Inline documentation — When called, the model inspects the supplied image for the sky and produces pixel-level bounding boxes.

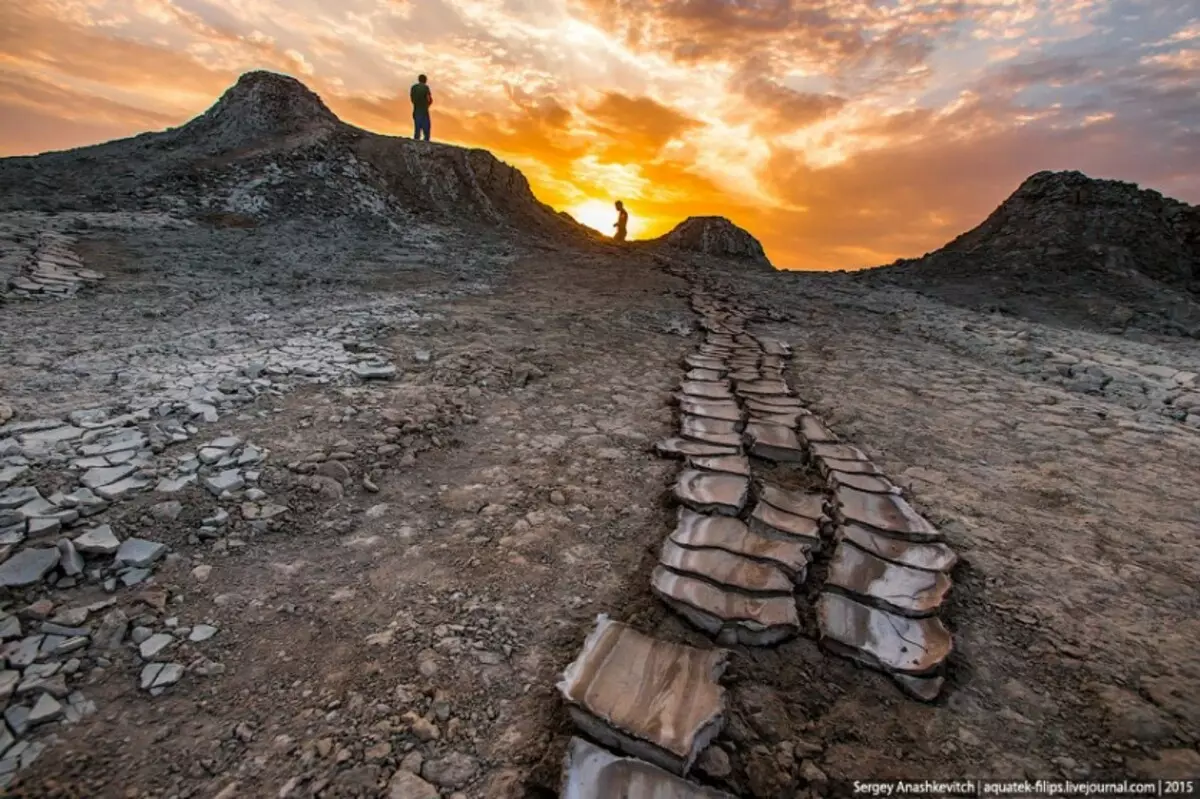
[1,1,1198,270]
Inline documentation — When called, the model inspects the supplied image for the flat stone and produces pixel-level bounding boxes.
[0,466,29,490]
[139,633,175,660]
[828,471,899,494]
[810,442,869,462]
[826,541,952,617]
[744,422,805,462]
[560,736,735,799]
[4,705,30,736]
[57,539,84,575]
[19,426,83,447]
[655,438,740,460]
[26,516,61,539]
[557,615,728,775]
[151,662,183,689]
[682,354,726,371]
[95,475,151,500]
[678,416,741,448]
[0,671,17,701]
[0,487,40,510]
[677,398,741,422]
[202,469,244,496]
[685,455,750,477]
[758,338,790,357]
[0,524,25,546]
[670,509,811,578]
[835,487,940,541]
[747,409,809,428]
[685,368,725,382]
[17,672,68,699]
[840,524,959,572]
[155,474,197,494]
[0,616,20,640]
[388,770,440,799]
[748,501,823,543]
[80,463,135,490]
[0,548,60,588]
[139,663,164,690]
[3,635,43,668]
[891,673,946,702]
[798,416,838,444]
[678,381,733,400]
[116,538,167,568]
[660,534,792,592]
[758,483,826,520]
[27,693,63,726]
[673,470,749,516]
[816,591,952,677]
[63,487,107,516]
[73,524,121,554]
[743,396,806,411]
[353,362,397,380]
[189,624,217,642]
[652,566,800,647]
[818,457,883,477]
[735,380,791,396]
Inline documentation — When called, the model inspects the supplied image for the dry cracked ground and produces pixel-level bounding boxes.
[2,211,1199,798]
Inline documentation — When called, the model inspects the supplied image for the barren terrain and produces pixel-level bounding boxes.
[0,207,1198,798]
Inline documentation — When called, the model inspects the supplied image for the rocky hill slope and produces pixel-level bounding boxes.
[864,171,1200,337]
[0,71,583,236]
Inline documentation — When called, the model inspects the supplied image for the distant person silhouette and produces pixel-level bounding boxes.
[411,74,433,142]
[613,200,628,242]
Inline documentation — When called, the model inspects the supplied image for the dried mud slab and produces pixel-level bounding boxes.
[679,416,742,448]
[735,379,792,396]
[757,339,792,357]
[839,524,959,572]
[651,566,801,646]
[744,395,807,411]
[560,737,735,799]
[758,483,826,520]
[656,438,741,460]
[809,442,870,462]
[685,368,726,383]
[743,422,805,462]
[660,540,794,595]
[683,355,726,372]
[558,616,729,775]
[826,542,952,617]
[686,455,751,477]
[674,469,750,516]
[678,399,742,423]
[729,369,762,383]
[679,381,734,400]
[697,346,732,359]
[670,508,811,578]
[748,501,823,544]
[816,457,884,477]
[748,409,809,427]
[828,470,900,494]
[798,416,838,444]
[834,486,941,542]
[816,592,952,676]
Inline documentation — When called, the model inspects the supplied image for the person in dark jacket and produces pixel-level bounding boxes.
[613,200,628,242]
[411,75,433,141]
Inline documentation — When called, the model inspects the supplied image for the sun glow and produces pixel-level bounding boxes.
[566,198,649,239]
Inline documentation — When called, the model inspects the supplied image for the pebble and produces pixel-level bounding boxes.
[27,693,64,726]
[115,538,168,568]
[72,524,120,555]
[139,633,175,660]
[388,770,439,799]
[191,564,213,582]
[189,624,218,642]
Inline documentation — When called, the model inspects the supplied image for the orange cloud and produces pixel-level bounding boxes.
[0,0,1196,271]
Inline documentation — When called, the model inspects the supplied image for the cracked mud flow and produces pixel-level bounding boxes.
[2,208,1200,797]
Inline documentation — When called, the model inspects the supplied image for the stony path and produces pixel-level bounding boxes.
[1,214,1198,796]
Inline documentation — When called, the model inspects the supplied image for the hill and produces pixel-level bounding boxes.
[863,170,1200,336]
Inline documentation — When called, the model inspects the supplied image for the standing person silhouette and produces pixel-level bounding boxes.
[613,200,628,242]
[411,74,433,142]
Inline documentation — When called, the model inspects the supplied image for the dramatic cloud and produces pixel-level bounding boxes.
[1,0,1198,268]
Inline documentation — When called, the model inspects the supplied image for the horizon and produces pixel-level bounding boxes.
[1,2,1198,271]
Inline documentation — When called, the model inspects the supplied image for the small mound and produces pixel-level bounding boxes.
[661,217,771,266]
[866,170,1200,335]
[165,71,341,155]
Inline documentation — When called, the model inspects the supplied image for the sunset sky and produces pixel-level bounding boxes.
[1,1,1198,270]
